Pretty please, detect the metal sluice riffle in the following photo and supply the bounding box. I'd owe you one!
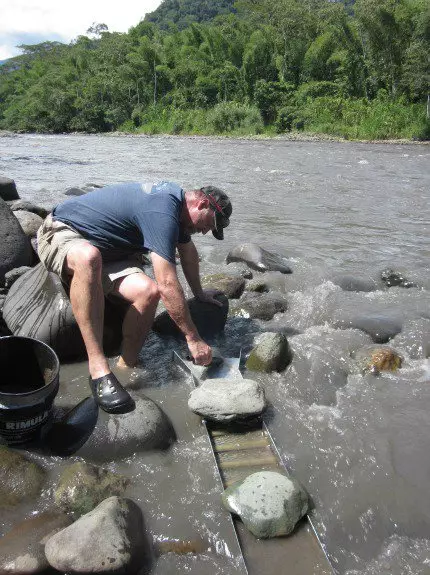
[173,349,333,575]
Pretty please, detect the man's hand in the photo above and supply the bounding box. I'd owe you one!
[196,289,223,307]
[187,337,213,366]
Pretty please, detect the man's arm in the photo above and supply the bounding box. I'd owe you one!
[151,251,212,365]
[177,241,223,307]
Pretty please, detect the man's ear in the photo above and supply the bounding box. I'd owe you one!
[197,197,210,211]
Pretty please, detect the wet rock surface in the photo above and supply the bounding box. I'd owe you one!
[353,345,403,374]
[0,511,72,574]
[0,198,32,284]
[0,446,46,509]
[55,461,130,517]
[230,292,288,321]
[226,243,292,274]
[222,471,309,539]
[188,377,266,422]
[381,268,417,288]
[245,332,292,373]
[45,496,146,573]
[201,273,245,299]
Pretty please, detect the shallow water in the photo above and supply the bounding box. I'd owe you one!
[1,133,429,574]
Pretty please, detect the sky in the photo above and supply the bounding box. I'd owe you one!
[0,0,162,60]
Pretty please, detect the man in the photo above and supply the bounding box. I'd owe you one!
[37,181,232,414]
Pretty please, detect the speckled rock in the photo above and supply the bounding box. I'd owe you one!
[381,268,417,288]
[0,446,46,509]
[353,345,403,374]
[13,210,44,238]
[0,511,72,574]
[222,471,309,539]
[188,378,266,422]
[55,462,129,518]
[153,293,228,339]
[246,332,292,373]
[201,273,245,299]
[45,497,145,573]
[245,278,270,293]
[0,198,32,285]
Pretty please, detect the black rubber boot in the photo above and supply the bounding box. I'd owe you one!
[89,372,135,414]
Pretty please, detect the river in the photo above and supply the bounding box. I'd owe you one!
[1,133,429,574]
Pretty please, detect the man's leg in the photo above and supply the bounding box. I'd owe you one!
[65,241,110,379]
[111,272,160,368]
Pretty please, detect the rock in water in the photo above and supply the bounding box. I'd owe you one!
[45,497,146,573]
[3,263,125,360]
[222,471,309,538]
[246,332,292,373]
[226,243,292,274]
[0,446,46,509]
[0,197,32,284]
[353,345,403,374]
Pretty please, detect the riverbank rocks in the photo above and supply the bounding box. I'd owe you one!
[7,198,50,219]
[230,292,288,321]
[201,273,245,299]
[188,378,266,422]
[226,243,292,274]
[153,293,228,339]
[3,263,125,360]
[246,333,292,373]
[74,396,175,462]
[222,471,309,539]
[55,462,130,518]
[0,176,19,201]
[13,210,44,238]
[353,345,403,374]
[0,446,46,509]
[381,268,417,288]
[0,511,72,574]
[45,496,145,573]
[0,198,32,285]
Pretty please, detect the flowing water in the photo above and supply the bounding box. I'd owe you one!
[1,133,429,574]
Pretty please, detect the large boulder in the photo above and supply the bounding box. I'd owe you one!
[0,197,32,285]
[226,243,292,274]
[45,497,146,574]
[188,377,266,422]
[3,263,125,360]
[246,332,292,373]
[0,511,72,574]
[0,446,46,509]
[201,273,245,299]
[230,292,288,321]
[7,199,50,219]
[13,210,44,238]
[222,471,309,539]
[55,462,129,517]
[0,176,19,201]
[153,293,228,339]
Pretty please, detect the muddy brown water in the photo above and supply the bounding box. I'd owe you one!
[0,133,429,574]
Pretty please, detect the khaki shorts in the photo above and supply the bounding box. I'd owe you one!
[37,214,146,295]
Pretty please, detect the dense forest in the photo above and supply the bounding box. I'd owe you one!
[0,0,428,139]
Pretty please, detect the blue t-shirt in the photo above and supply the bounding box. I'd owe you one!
[52,181,191,264]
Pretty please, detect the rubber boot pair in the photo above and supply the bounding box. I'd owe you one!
[89,372,135,414]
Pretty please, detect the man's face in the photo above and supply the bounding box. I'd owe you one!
[185,202,217,236]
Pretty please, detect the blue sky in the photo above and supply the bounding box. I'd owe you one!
[0,0,162,60]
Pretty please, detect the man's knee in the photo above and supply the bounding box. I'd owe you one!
[66,243,102,275]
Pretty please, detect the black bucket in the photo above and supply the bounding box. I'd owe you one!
[0,336,60,445]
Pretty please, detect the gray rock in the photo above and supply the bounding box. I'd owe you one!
[230,292,288,321]
[201,273,245,299]
[333,314,403,343]
[381,268,417,288]
[3,263,125,360]
[13,210,44,238]
[0,511,72,574]
[7,199,50,219]
[4,266,32,289]
[188,378,266,422]
[75,396,175,462]
[153,293,228,339]
[55,462,129,518]
[0,446,46,509]
[45,496,145,573]
[246,332,292,373]
[222,471,309,539]
[0,176,19,201]
[226,243,292,274]
[0,198,32,285]
[245,278,270,293]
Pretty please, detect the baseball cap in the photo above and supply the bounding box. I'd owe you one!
[200,186,232,240]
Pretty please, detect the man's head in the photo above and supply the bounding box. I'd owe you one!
[183,186,232,240]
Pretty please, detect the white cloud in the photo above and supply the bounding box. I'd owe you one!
[0,0,161,59]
